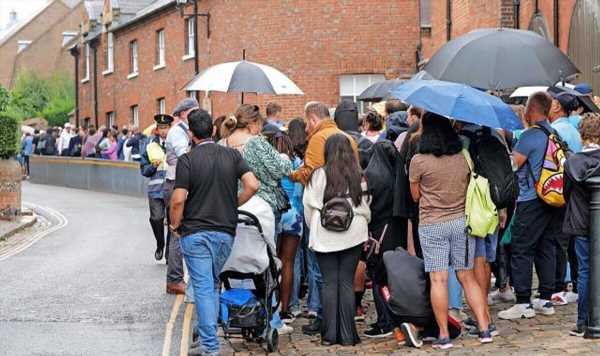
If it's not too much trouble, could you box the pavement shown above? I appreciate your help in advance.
[1,182,598,355]
[0,212,36,241]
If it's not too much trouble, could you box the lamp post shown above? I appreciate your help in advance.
[585,176,600,339]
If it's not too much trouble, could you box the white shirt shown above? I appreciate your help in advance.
[58,130,74,154]
[165,121,190,180]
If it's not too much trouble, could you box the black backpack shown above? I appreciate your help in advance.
[464,128,518,209]
[320,194,354,232]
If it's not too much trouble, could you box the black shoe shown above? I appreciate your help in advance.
[302,318,321,336]
[364,325,393,338]
[280,311,295,324]
[154,247,164,261]
[570,326,585,337]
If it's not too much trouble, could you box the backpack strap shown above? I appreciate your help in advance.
[462,149,475,174]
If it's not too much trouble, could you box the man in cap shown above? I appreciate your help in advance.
[163,98,199,295]
[58,123,75,156]
[141,114,173,261]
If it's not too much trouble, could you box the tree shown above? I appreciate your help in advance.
[9,71,51,118]
[0,86,9,112]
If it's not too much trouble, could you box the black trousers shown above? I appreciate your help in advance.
[148,196,166,251]
[511,198,559,303]
[316,245,361,345]
[555,232,579,293]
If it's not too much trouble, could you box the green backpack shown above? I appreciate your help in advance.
[463,149,499,238]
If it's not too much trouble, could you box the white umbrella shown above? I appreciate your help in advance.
[185,60,303,95]
[510,83,575,99]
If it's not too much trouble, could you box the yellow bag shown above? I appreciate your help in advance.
[146,142,165,163]
[463,149,499,238]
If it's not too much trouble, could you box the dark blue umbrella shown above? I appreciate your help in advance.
[390,79,523,131]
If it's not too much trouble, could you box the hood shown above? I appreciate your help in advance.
[334,100,360,133]
[380,111,408,141]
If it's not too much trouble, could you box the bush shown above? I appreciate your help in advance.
[9,72,51,118]
[0,114,19,159]
[0,86,9,112]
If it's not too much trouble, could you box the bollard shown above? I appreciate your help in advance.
[585,176,600,338]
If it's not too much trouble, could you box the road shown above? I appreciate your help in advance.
[0,182,181,356]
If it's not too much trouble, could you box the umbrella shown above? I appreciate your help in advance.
[424,28,579,90]
[185,60,303,95]
[390,79,523,131]
[358,79,405,102]
[411,70,434,80]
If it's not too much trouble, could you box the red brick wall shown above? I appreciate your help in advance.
[79,0,420,129]
[519,0,576,53]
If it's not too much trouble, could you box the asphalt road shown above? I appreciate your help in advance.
[0,182,177,356]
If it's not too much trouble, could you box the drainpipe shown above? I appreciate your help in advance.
[92,40,99,129]
[446,0,452,41]
[513,0,520,29]
[535,0,539,13]
[193,0,200,103]
[69,45,80,127]
[553,0,559,47]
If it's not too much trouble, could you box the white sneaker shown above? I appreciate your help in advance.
[488,288,517,305]
[564,291,579,304]
[551,292,568,306]
[498,303,536,320]
[532,298,555,315]
[278,324,294,335]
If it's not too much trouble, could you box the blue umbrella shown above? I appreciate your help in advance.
[390,79,523,131]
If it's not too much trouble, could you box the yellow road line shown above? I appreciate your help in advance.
[162,294,184,356]
[180,303,195,356]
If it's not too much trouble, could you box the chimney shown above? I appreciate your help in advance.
[8,10,18,26]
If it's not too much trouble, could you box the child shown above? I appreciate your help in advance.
[563,113,600,337]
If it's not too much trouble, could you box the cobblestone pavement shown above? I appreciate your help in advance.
[220,292,599,355]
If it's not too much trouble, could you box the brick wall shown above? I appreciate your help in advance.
[0,160,21,217]
[518,0,576,53]
[79,0,420,129]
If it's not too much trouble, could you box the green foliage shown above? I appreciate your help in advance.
[9,71,51,118]
[0,114,19,159]
[41,73,75,127]
[0,86,9,112]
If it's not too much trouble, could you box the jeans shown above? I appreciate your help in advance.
[448,267,464,310]
[289,240,304,313]
[510,198,558,303]
[575,236,589,329]
[306,247,323,317]
[180,231,233,355]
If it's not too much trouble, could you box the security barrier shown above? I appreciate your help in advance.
[29,156,146,197]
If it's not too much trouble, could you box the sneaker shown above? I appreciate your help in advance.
[364,325,393,338]
[278,324,294,335]
[432,337,453,350]
[479,329,493,344]
[401,323,423,348]
[462,317,477,329]
[488,288,517,305]
[393,327,406,345]
[564,291,579,304]
[551,292,568,306]
[280,311,296,324]
[448,308,469,321]
[532,299,555,315]
[355,306,365,322]
[290,309,302,318]
[498,303,536,320]
[570,326,585,337]
[302,310,318,319]
[302,318,321,336]
[468,324,499,337]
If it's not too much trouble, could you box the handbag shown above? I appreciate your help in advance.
[363,224,389,267]
[273,183,292,213]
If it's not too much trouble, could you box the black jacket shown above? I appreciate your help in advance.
[563,148,600,237]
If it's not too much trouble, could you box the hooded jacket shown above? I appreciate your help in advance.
[365,140,399,231]
[334,100,374,168]
[563,148,600,237]
[379,111,409,143]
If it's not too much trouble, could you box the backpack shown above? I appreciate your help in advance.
[528,125,572,208]
[320,194,354,232]
[463,149,499,238]
[463,128,518,209]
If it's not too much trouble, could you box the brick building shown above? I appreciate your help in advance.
[75,0,597,130]
[0,0,84,88]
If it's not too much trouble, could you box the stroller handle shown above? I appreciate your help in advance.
[237,210,263,234]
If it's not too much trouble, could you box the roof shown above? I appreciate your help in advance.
[114,0,156,15]
[84,1,104,21]
[0,0,67,47]
[62,0,83,8]
[110,0,176,32]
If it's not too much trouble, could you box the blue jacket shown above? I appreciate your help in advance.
[140,136,167,199]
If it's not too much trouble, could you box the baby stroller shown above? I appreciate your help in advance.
[219,210,281,352]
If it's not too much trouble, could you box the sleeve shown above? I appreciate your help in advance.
[290,135,323,185]
[408,155,424,183]
[174,154,191,190]
[140,148,157,178]
[513,130,535,158]
[234,150,251,178]
[170,129,189,158]
[248,137,292,179]
[302,168,326,227]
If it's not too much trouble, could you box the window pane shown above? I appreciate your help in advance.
[339,75,354,96]
[420,0,432,27]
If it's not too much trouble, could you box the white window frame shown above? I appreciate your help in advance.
[158,98,166,114]
[107,111,115,127]
[130,105,139,126]
[103,32,114,75]
[81,42,90,83]
[187,91,196,99]
[128,40,138,79]
[154,29,166,70]
[183,17,195,60]
[339,74,385,114]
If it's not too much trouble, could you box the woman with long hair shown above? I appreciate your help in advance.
[409,112,491,349]
[304,134,371,346]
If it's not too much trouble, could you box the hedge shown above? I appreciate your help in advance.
[0,114,19,159]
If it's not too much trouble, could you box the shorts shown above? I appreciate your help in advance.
[419,217,476,272]
[474,230,498,263]
[281,207,303,237]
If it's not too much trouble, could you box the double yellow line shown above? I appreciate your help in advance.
[161,295,195,356]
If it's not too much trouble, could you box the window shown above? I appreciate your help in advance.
[157,97,166,114]
[184,17,195,58]
[104,32,114,73]
[17,40,32,53]
[155,29,165,68]
[83,117,91,128]
[187,90,196,99]
[129,40,138,76]
[339,74,385,114]
[130,105,139,126]
[420,0,432,28]
[82,42,90,82]
[106,111,115,127]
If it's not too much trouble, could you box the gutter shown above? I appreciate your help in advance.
[446,0,452,41]
[110,1,177,33]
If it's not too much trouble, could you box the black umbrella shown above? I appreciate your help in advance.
[424,28,579,90]
[358,79,405,102]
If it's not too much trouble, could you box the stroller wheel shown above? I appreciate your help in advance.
[266,328,278,353]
